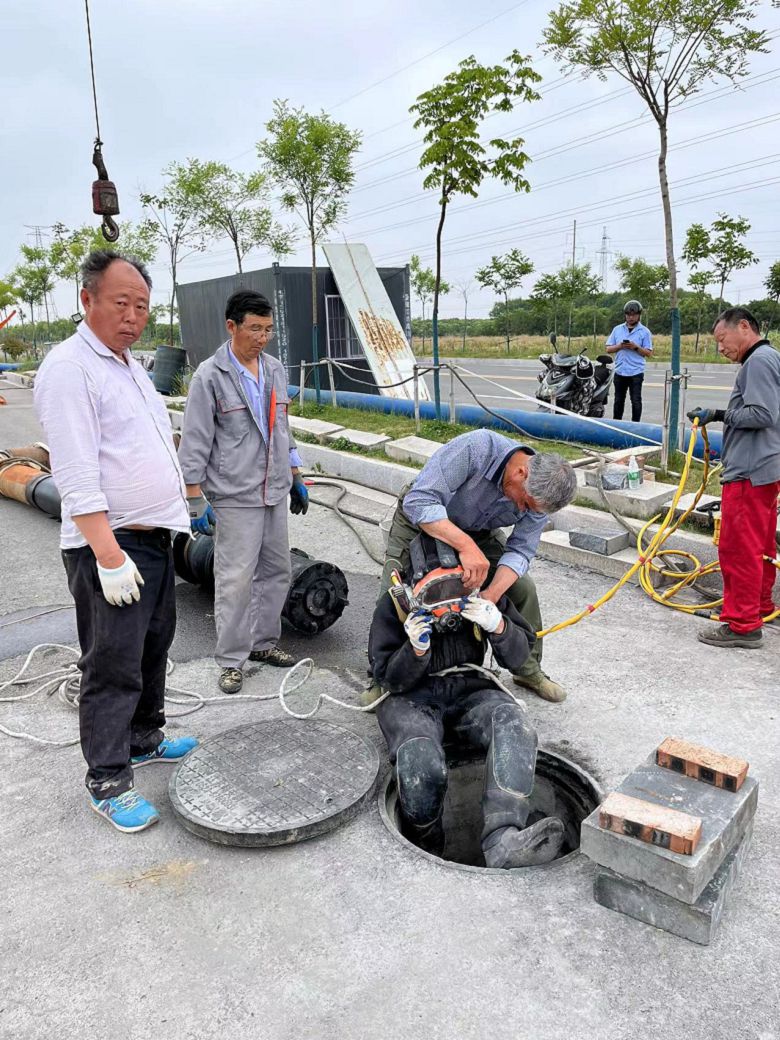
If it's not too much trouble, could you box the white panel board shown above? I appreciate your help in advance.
[323,242,430,402]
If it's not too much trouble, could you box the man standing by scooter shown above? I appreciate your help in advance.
[606,300,653,422]
[687,307,780,650]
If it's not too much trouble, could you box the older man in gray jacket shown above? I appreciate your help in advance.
[179,290,309,693]
[688,306,780,650]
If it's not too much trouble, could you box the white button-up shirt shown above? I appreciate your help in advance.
[34,322,190,549]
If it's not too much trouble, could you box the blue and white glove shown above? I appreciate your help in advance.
[188,495,215,535]
[404,609,432,653]
[461,596,503,634]
[290,474,309,515]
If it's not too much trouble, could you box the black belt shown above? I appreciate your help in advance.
[115,527,172,548]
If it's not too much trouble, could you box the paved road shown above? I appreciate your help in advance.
[414,357,737,425]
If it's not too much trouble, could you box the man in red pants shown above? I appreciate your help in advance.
[688,307,780,649]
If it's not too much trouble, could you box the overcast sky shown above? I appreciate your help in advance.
[3,0,780,324]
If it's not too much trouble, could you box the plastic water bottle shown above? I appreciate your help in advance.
[627,454,641,490]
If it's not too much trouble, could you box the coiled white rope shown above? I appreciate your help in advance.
[0,644,524,746]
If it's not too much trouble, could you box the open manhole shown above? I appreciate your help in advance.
[379,748,602,873]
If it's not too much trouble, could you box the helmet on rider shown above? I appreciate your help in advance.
[623,300,643,315]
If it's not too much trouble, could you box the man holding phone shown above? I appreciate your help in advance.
[606,300,653,422]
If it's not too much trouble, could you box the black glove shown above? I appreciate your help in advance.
[289,474,309,515]
[687,407,725,426]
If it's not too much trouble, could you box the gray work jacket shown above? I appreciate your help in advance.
[178,342,296,507]
[722,341,780,486]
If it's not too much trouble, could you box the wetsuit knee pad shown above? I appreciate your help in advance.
[489,702,537,796]
[396,737,447,826]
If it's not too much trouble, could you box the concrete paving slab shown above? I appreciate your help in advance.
[289,415,345,443]
[569,529,631,556]
[538,529,642,583]
[594,821,754,946]
[581,758,759,903]
[384,435,441,465]
[575,474,678,519]
[326,428,390,449]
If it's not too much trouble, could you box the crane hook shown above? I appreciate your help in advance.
[91,139,120,243]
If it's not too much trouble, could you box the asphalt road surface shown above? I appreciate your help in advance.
[415,356,737,426]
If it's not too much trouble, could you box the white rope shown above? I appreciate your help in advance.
[0,646,393,746]
[0,644,527,744]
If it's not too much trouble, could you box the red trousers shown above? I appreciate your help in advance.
[719,478,780,633]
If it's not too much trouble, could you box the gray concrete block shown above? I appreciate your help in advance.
[384,435,441,465]
[167,407,183,430]
[574,478,678,520]
[288,415,345,443]
[296,442,416,496]
[569,529,631,556]
[580,756,758,904]
[594,821,754,945]
[326,428,390,449]
[537,530,642,584]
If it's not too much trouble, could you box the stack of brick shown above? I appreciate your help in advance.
[580,738,758,945]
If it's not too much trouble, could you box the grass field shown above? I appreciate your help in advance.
[417,333,780,363]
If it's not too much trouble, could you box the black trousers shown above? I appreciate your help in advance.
[376,676,536,851]
[62,528,176,799]
[613,373,645,422]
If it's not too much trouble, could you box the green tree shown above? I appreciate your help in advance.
[543,0,769,448]
[0,279,18,321]
[683,213,758,321]
[531,272,563,334]
[764,260,780,333]
[531,264,601,340]
[259,101,361,404]
[410,52,541,416]
[141,170,208,346]
[166,159,293,274]
[613,255,669,323]
[410,254,450,352]
[686,270,716,352]
[12,246,57,350]
[476,250,534,353]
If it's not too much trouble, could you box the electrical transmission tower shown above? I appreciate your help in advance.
[596,226,612,292]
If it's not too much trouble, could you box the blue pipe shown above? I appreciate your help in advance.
[0,363,21,372]
[288,386,722,459]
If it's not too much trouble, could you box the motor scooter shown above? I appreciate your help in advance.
[536,334,614,418]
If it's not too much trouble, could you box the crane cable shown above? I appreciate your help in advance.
[84,0,120,242]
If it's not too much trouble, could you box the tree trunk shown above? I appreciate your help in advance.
[462,297,467,353]
[695,293,703,353]
[431,197,448,419]
[657,117,681,450]
[236,241,243,275]
[310,229,320,405]
[504,292,510,353]
[421,301,426,352]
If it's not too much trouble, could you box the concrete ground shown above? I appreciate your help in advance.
[1,376,778,1040]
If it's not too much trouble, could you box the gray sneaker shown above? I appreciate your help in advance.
[697,624,763,649]
[249,646,298,668]
[218,667,244,694]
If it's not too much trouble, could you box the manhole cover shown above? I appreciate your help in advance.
[170,719,380,847]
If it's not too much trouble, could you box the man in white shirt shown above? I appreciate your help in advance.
[34,250,197,834]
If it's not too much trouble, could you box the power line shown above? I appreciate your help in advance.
[347,110,780,238]
[350,65,780,197]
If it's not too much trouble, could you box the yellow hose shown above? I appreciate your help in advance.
[538,420,780,637]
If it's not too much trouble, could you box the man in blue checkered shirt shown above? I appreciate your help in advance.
[379,429,577,702]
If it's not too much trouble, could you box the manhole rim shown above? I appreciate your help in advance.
[169,717,381,847]
[378,746,603,875]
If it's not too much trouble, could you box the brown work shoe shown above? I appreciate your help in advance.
[697,624,763,649]
[249,646,298,667]
[513,670,567,703]
[218,668,243,694]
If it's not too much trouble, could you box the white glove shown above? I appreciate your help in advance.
[404,609,432,653]
[97,551,145,607]
[461,596,503,634]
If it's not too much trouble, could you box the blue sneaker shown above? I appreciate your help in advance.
[131,736,199,767]
[90,789,160,833]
